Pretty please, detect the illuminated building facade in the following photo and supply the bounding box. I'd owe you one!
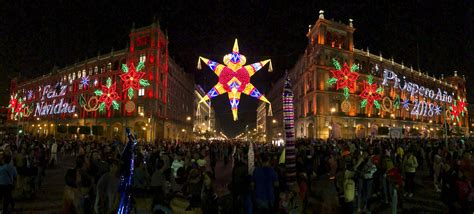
[267,11,468,140]
[194,85,216,138]
[256,76,285,142]
[8,21,194,141]
[256,102,267,142]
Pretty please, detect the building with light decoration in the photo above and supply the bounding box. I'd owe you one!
[8,21,194,142]
[256,75,286,142]
[264,11,468,140]
[194,85,216,139]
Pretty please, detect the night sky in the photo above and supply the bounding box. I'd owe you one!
[1,0,472,137]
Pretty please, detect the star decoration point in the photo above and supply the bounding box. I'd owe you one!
[197,39,272,121]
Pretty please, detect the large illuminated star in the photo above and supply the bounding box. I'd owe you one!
[198,39,272,120]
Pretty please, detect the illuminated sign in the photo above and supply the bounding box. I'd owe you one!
[381,69,455,118]
[382,69,453,103]
[34,84,76,116]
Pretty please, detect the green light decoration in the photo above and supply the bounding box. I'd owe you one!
[332,58,341,70]
[79,94,87,107]
[359,75,383,110]
[94,77,120,112]
[327,58,359,100]
[393,95,401,109]
[120,61,150,100]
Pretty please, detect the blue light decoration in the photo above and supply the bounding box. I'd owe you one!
[81,75,90,87]
[27,90,33,100]
[117,128,137,214]
[434,105,442,115]
[402,98,410,110]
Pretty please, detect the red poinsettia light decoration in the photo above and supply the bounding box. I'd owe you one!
[120,62,150,100]
[450,101,460,123]
[7,93,25,119]
[457,96,467,116]
[327,58,360,99]
[359,75,383,109]
[94,77,120,112]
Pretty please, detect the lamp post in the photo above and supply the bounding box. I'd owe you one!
[272,119,277,141]
[245,125,249,141]
[330,107,336,138]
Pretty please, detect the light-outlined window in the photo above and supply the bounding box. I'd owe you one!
[138,88,145,97]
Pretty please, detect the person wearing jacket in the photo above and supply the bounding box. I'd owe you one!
[403,150,418,197]
[356,151,377,213]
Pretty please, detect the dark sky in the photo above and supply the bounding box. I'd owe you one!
[1,0,472,137]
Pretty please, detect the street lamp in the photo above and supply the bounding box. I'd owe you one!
[272,119,277,124]
[330,107,336,127]
[186,116,191,121]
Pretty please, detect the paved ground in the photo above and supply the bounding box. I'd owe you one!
[307,166,449,213]
[13,154,75,214]
[8,154,453,213]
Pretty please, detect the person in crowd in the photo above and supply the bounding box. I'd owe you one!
[63,168,79,213]
[95,159,120,213]
[0,134,472,213]
[252,154,279,214]
[0,151,17,213]
[403,150,418,197]
[49,139,58,167]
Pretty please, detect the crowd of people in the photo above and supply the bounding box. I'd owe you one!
[0,134,473,213]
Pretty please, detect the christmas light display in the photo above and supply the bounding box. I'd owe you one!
[327,58,359,99]
[124,101,136,113]
[434,105,442,115]
[341,100,350,113]
[81,75,90,87]
[402,98,410,110]
[457,96,467,116]
[283,77,296,186]
[450,101,460,122]
[393,95,401,109]
[27,90,33,100]
[359,75,383,109]
[79,95,100,112]
[450,97,468,123]
[197,39,272,120]
[7,93,25,119]
[22,104,33,118]
[382,69,453,103]
[120,62,150,100]
[94,77,120,112]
